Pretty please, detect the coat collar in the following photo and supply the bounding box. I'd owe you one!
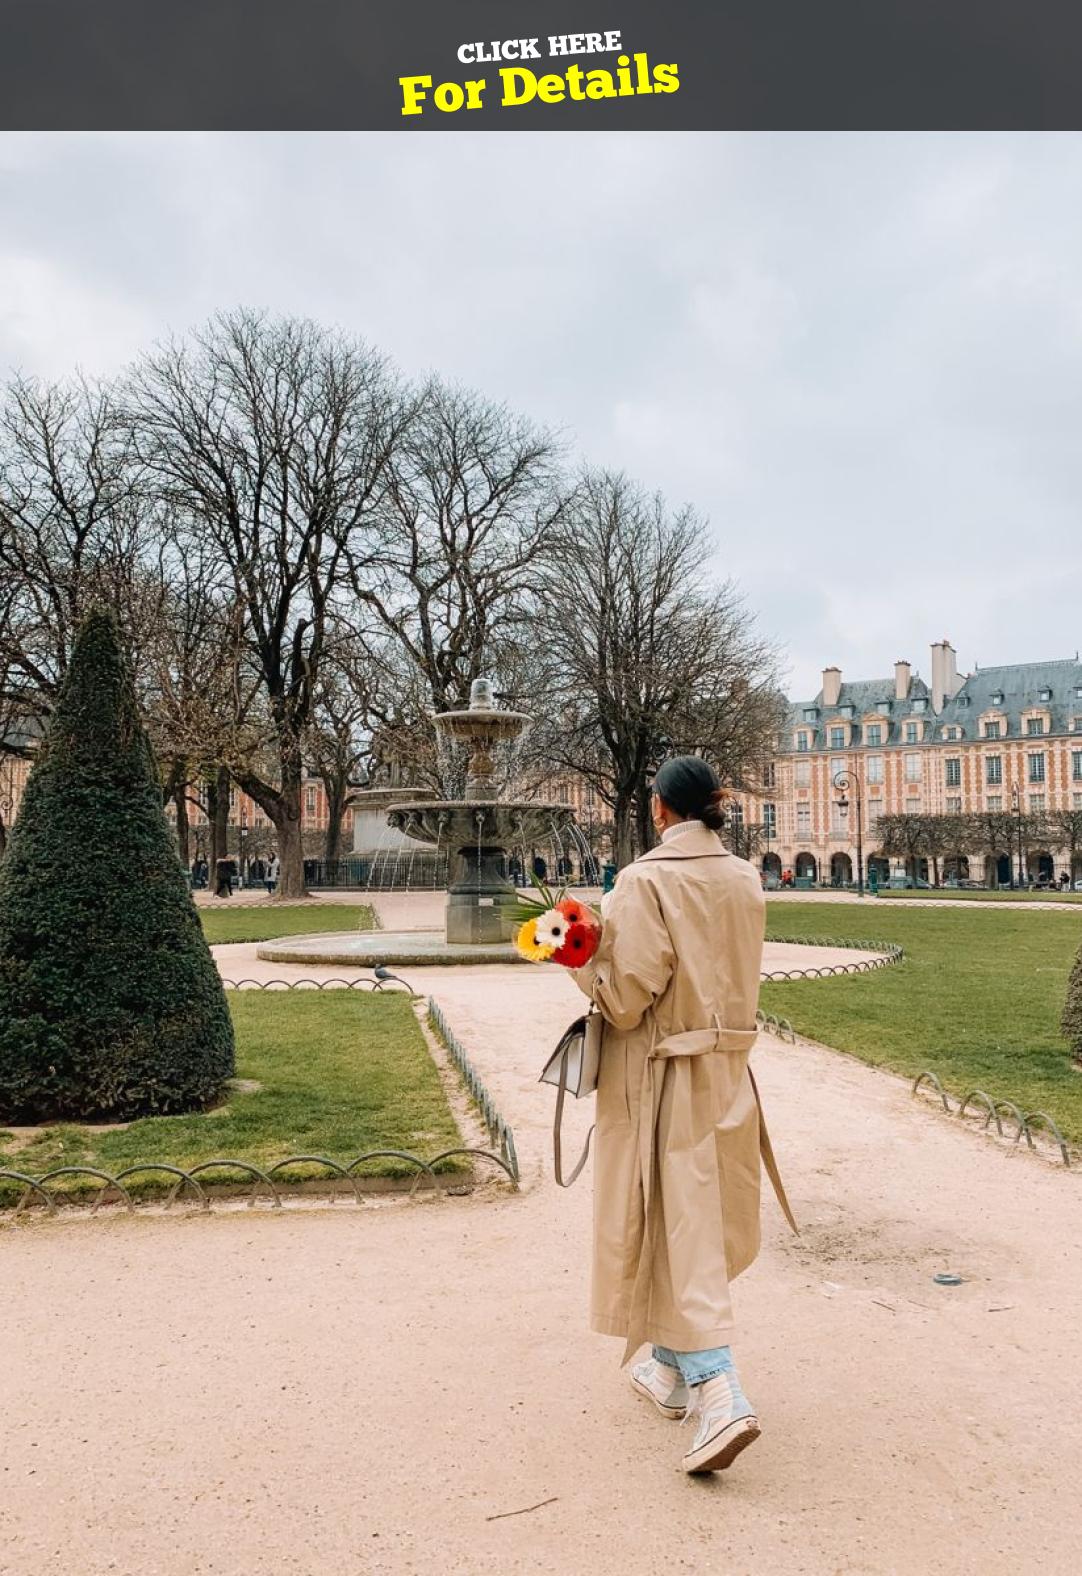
[637,824,730,862]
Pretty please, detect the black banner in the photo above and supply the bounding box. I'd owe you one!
[2,0,1082,129]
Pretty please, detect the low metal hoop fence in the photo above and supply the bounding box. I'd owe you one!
[912,1070,1072,1167]
[761,933,904,983]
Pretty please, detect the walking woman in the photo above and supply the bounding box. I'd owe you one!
[573,755,795,1474]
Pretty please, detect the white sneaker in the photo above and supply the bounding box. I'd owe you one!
[682,1370,761,1473]
[630,1357,688,1419]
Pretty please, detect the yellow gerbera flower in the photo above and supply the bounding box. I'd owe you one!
[514,919,555,962]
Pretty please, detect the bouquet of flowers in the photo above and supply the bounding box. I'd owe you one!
[510,872,601,967]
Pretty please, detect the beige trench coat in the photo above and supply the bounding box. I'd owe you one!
[574,823,795,1364]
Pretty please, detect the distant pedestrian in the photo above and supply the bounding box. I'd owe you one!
[214,857,233,898]
[532,855,548,883]
[265,854,279,894]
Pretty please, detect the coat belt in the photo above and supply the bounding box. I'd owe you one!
[621,1020,798,1365]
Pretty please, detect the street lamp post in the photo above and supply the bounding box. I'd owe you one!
[833,768,865,898]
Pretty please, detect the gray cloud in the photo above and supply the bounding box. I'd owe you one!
[1,131,1081,695]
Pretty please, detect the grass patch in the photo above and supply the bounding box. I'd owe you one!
[0,990,463,1202]
[761,900,1082,1143]
[200,903,378,945]
[875,888,1082,904]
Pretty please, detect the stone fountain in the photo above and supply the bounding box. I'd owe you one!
[256,678,576,967]
[386,678,574,945]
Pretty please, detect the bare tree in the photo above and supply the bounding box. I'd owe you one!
[125,311,405,898]
[964,809,1027,887]
[1034,809,1082,883]
[348,378,567,788]
[525,470,784,866]
[0,374,145,725]
[305,637,375,866]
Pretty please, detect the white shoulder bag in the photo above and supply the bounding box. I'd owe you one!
[539,1009,603,1186]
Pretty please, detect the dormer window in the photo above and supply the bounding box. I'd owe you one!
[803,707,818,722]
[957,695,971,707]
[840,705,854,719]
[992,691,1004,705]
[912,698,927,713]
[1040,687,1053,702]
[876,701,891,716]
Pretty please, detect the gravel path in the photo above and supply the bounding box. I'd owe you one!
[4,944,1081,1573]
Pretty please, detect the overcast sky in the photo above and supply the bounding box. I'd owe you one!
[2,131,1081,697]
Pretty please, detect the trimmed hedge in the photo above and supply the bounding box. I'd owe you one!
[0,611,235,1121]
[1063,944,1082,1065]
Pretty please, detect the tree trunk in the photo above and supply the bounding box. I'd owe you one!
[273,797,307,899]
[231,748,309,899]
[0,814,7,859]
[635,783,656,858]
[207,766,230,871]
[173,778,190,868]
[613,792,637,869]
[322,774,349,866]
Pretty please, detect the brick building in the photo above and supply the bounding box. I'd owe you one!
[737,640,1082,888]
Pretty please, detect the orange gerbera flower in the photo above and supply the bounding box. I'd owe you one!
[557,897,600,930]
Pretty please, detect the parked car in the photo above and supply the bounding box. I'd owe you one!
[887,875,931,890]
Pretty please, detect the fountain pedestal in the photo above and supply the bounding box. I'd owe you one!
[446,844,517,944]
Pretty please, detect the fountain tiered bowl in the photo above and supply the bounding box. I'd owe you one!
[257,678,580,967]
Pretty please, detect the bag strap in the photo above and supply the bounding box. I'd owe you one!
[553,1047,595,1188]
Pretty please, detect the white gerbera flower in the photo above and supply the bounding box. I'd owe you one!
[534,908,569,948]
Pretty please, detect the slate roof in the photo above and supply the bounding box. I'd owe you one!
[784,673,932,749]
[941,659,1082,739]
[783,657,1082,749]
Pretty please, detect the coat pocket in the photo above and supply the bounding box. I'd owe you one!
[597,1031,632,1125]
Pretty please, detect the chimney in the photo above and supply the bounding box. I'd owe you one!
[822,666,842,707]
[930,639,961,712]
[894,660,911,701]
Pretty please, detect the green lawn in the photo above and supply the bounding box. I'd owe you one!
[761,900,1082,1142]
[876,888,1082,905]
[199,903,378,945]
[0,990,463,1201]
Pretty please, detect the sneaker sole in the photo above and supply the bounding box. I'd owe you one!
[683,1414,761,1474]
[629,1372,686,1420]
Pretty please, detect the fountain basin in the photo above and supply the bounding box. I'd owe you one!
[256,931,531,966]
[387,799,574,848]
[388,798,576,945]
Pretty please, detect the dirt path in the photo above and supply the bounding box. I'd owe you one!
[4,961,1082,1575]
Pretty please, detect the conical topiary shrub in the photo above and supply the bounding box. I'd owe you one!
[1063,945,1082,1066]
[0,610,234,1122]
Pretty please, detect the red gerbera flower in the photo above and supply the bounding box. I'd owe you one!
[552,920,600,968]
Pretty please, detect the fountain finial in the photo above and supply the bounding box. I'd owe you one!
[469,677,496,710]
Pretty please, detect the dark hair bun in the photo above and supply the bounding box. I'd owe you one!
[699,787,728,833]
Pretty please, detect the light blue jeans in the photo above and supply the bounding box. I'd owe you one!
[652,1344,734,1386]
